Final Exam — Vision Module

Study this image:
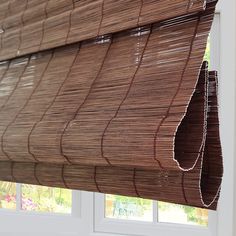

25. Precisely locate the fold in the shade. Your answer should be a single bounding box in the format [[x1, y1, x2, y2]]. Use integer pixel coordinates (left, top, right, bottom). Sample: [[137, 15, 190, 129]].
[[0, 0, 223, 210], [0, 3, 215, 169], [0, 62, 223, 210], [0, 0, 209, 61]]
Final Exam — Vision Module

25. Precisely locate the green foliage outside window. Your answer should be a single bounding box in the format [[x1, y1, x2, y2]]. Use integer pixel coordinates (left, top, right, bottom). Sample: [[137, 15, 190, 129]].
[[21, 184, 72, 213], [204, 37, 211, 65], [0, 181, 16, 209]]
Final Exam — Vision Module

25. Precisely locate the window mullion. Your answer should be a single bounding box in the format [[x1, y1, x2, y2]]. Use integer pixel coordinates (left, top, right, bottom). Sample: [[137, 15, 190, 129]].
[[153, 201, 158, 223], [72, 190, 81, 217], [16, 183, 21, 211]]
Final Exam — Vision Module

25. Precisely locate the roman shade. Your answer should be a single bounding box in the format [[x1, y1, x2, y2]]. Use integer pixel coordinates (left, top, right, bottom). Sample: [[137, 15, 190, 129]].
[[0, 0, 206, 61], [0, 0, 223, 210]]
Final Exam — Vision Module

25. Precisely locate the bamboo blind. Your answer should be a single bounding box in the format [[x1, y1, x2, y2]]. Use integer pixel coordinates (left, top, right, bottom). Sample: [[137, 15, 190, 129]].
[[0, 0, 223, 210], [0, 0, 206, 61]]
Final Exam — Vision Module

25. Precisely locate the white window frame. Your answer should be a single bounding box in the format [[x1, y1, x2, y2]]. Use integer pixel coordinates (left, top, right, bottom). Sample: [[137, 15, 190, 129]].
[[214, 1, 236, 236], [93, 11, 219, 236], [0, 1, 235, 236], [94, 193, 217, 236]]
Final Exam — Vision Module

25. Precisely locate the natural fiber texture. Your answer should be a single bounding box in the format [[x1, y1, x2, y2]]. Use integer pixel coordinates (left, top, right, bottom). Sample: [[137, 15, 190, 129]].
[[0, 1, 223, 209], [0, 0, 207, 61]]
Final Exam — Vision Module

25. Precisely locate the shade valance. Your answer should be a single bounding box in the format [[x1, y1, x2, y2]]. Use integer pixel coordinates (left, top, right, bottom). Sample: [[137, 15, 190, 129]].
[[1, 0, 206, 61], [0, 0, 223, 210]]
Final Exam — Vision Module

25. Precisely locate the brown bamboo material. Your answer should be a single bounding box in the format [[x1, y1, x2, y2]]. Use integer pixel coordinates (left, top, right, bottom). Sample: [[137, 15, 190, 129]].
[[0, 0, 208, 61], [0, 67, 223, 210], [0, 1, 223, 209], [0, 3, 215, 167]]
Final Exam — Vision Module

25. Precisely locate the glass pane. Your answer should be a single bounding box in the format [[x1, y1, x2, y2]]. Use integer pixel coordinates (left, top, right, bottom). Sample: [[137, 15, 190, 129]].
[[158, 201, 208, 226], [204, 37, 210, 65], [21, 184, 72, 214], [105, 194, 153, 221], [0, 181, 16, 210]]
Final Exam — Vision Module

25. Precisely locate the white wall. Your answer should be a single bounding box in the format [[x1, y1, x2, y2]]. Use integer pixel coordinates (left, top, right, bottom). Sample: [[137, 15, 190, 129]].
[[0, 1, 235, 236], [214, 0, 236, 235]]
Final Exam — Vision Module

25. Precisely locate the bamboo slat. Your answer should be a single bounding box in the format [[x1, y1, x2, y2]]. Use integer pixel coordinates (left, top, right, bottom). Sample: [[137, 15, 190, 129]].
[[0, 0, 209, 61], [0, 68, 223, 210], [0, 1, 223, 209]]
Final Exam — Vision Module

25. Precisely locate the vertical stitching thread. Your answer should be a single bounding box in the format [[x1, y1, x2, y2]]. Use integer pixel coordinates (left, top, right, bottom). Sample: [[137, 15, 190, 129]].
[[137, 0, 143, 26], [65, 0, 75, 44], [34, 162, 42, 185], [100, 25, 164, 168], [133, 168, 141, 197], [0, 60, 10, 85], [94, 166, 102, 192], [0, 56, 30, 111], [181, 172, 188, 203], [11, 161, 16, 182], [38, 0, 50, 51], [0, 1, 11, 54], [2, 50, 54, 161], [61, 164, 70, 189], [28, 44, 80, 163], [16, 0, 28, 57], [187, 0, 193, 12], [0, 56, 30, 161], [153, 16, 201, 165], [97, 0, 105, 36], [60, 38, 112, 164]]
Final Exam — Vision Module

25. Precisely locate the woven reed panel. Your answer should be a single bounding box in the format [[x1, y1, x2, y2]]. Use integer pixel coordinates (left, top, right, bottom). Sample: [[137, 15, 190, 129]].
[[0, 68, 223, 210], [0, 0, 207, 61], [0, 65, 222, 210], [0, 1, 223, 209]]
